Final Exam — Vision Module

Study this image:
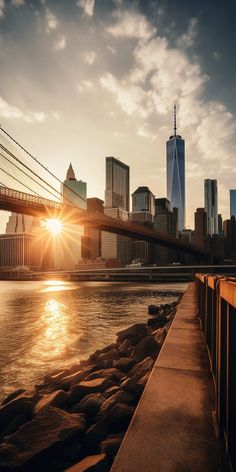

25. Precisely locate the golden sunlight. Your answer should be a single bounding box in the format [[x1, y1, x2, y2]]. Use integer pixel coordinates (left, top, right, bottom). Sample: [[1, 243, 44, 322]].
[[43, 218, 63, 235]]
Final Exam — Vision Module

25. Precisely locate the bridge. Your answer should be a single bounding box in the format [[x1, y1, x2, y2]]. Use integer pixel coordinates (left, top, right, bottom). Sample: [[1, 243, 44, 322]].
[[0, 185, 210, 259]]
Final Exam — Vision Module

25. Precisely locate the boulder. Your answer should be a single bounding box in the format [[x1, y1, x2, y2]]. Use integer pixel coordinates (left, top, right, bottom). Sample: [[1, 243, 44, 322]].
[[113, 357, 136, 372], [98, 391, 135, 417], [0, 414, 29, 441], [70, 378, 114, 403], [35, 389, 68, 413], [139, 372, 150, 388], [0, 389, 38, 429], [148, 304, 160, 315], [0, 406, 86, 470], [101, 435, 123, 458], [131, 357, 154, 378], [85, 368, 123, 382], [1, 389, 26, 406], [102, 403, 135, 433], [85, 420, 109, 450], [89, 349, 120, 368], [103, 386, 120, 399], [120, 376, 144, 397], [118, 338, 134, 355], [154, 327, 167, 346], [59, 367, 94, 388], [116, 324, 147, 345], [65, 453, 109, 472], [147, 317, 167, 327], [133, 336, 159, 362], [76, 393, 105, 417]]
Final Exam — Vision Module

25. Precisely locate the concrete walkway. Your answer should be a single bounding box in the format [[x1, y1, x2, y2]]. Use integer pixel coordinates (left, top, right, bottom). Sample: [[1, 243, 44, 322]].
[[111, 282, 228, 472]]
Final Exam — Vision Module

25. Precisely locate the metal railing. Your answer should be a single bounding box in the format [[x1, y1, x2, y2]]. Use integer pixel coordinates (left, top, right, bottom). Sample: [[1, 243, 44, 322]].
[[195, 274, 236, 471], [0, 185, 62, 209]]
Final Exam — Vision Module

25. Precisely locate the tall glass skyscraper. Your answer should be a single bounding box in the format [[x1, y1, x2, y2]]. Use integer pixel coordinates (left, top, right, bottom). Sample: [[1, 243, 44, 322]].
[[105, 156, 130, 211], [166, 106, 185, 231], [204, 179, 218, 235], [230, 189, 236, 217]]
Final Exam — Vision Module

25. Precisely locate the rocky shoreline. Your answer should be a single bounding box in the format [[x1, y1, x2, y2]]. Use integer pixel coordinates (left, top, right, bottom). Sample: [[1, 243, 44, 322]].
[[0, 296, 182, 472]]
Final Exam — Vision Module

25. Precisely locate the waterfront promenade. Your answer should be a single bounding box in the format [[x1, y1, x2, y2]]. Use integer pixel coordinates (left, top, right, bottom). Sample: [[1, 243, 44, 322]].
[[112, 282, 228, 472]]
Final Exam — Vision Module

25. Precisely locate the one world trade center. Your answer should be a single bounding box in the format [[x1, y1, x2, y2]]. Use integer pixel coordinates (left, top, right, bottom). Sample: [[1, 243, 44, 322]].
[[166, 105, 185, 231]]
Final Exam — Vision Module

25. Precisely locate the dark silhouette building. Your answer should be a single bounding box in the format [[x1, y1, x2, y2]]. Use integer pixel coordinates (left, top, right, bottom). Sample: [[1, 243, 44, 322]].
[[81, 198, 104, 260]]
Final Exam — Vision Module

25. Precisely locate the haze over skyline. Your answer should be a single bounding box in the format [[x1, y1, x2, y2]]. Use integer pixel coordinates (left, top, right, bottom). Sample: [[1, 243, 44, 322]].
[[0, 0, 236, 233]]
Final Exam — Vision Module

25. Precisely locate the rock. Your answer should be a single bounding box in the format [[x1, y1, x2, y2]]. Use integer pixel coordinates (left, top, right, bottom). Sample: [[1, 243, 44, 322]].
[[103, 386, 120, 399], [133, 336, 159, 362], [70, 378, 114, 403], [85, 420, 109, 450], [65, 453, 109, 472], [154, 327, 167, 346], [118, 338, 133, 355], [35, 389, 68, 413], [102, 403, 135, 433], [98, 391, 136, 417], [147, 317, 167, 327], [85, 368, 123, 382], [116, 324, 147, 345], [0, 414, 29, 441], [1, 389, 26, 406], [148, 304, 160, 315], [120, 376, 144, 397], [0, 406, 86, 470], [131, 357, 154, 378], [113, 357, 136, 372], [59, 367, 94, 388], [0, 389, 38, 430], [89, 349, 120, 368], [101, 435, 123, 459], [76, 393, 105, 416], [139, 372, 150, 388]]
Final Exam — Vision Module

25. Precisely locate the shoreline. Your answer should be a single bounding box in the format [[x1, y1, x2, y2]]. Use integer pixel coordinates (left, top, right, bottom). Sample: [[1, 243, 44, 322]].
[[0, 296, 182, 471]]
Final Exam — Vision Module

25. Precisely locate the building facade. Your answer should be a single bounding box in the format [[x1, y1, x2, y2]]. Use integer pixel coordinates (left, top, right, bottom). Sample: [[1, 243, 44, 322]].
[[81, 197, 104, 260], [194, 208, 207, 249], [166, 106, 185, 231], [130, 186, 155, 264], [230, 190, 236, 218], [153, 198, 178, 265], [102, 157, 131, 266], [105, 156, 130, 211], [204, 179, 218, 236]]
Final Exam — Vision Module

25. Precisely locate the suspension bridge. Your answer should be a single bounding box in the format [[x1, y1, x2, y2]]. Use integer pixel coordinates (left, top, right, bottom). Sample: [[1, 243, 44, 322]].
[[0, 126, 209, 259]]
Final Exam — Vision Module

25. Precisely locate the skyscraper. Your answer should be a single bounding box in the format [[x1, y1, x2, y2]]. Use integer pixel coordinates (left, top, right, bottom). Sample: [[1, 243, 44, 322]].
[[230, 190, 236, 217], [166, 105, 185, 231], [102, 157, 131, 266], [105, 156, 130, 211], [194, 208, 207, 249], [130, 187, 155, 263], [204, 179, 218, 235]]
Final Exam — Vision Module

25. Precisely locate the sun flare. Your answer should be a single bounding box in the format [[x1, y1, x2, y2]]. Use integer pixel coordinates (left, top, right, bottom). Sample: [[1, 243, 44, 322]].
[[43, 219, 63, 235]]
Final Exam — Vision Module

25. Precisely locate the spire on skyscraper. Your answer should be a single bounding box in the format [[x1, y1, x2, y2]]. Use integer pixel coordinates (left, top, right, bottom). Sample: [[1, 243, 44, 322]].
[[174, 104, 177, 137], [66, 163, 76, 181]]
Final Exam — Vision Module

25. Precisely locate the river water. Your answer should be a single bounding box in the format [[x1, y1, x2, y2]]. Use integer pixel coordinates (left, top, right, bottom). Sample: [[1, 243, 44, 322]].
[[0, 280, 186, 401]]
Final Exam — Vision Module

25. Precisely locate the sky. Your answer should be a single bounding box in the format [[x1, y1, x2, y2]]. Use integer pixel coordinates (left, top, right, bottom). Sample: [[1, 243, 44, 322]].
[[0, 0, 236, 232]]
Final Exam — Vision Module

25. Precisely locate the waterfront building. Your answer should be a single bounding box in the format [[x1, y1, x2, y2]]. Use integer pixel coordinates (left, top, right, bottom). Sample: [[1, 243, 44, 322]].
[[81, 197, 104, 260], [130, 186, 155, 264], [194, 208, 207, 249], [223, 216, 236, 260], [153, 198, 178, 264], [105, 156, 130, 211], [102, 157, 131, 266], [204, 179, 218, 236], [0, 233, 53, 270], [166, 106, 185, 231], [230, 190, 236, 217], [55, 164, 87, 269], [5, 213, 40, 234]]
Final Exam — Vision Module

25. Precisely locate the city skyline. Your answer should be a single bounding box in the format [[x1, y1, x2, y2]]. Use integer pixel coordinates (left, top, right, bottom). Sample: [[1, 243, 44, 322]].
[[0, 0, 236, 233]]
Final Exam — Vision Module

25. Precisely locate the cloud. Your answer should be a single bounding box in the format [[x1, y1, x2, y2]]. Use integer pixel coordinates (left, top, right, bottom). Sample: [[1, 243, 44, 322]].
[[54, 35, 66, 50], [107, 9, 156, 40], [77, 0, 95, 16], [83, 50, 97, 65], [0, 96, 46, 123], [137, 125, 156, 140], [45, 8, 58, 33], [77, 80, 94, 93], [11, 0, 25, 6], [177, 17, 198, 49], [0, 0, 5, 17]]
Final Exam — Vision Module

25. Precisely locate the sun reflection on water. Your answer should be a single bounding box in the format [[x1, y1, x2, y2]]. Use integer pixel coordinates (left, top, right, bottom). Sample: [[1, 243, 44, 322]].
[[31, 298, 69, 361]]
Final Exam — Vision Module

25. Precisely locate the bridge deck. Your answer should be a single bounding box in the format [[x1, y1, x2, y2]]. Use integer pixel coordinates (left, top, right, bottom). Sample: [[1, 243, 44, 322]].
[[111, 283, 228, 472]]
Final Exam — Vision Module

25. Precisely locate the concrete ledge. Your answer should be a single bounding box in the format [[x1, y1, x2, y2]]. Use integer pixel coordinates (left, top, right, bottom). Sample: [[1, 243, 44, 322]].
[[111, 283, 227, 472]]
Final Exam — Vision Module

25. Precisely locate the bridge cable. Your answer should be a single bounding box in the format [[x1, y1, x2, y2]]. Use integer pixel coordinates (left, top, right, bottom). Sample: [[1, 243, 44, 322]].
[[0, 151, 61, 202], [0, 126, 87, 205], [0, 166, 44, 197]]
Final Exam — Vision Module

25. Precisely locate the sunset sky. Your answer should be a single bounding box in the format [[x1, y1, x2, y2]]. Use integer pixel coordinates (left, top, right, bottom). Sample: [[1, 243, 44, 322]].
[[0, 0, 236, 232]]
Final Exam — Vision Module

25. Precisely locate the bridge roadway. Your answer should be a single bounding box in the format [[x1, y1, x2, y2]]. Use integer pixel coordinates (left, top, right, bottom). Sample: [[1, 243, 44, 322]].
[[0, 185, 209, 258]]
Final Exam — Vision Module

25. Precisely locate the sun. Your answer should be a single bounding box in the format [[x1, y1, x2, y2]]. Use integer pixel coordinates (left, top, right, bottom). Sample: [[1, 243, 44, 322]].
[[43, 219, 63, 235]]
